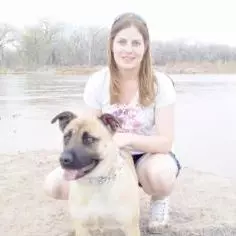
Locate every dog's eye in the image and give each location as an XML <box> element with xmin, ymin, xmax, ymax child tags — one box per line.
<box><xmin>63</xmin><ymin>130</ymin><xmax>73</xmax><ymax>145</ymax></box>
<box><xmin>82</xmin><ymin>131</ymin><xmax>97</xmax><ymax>145</ymax></box>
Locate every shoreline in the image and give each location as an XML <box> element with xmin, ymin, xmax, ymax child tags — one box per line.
<box><xmin>1</xmin><ymin>149</ymin><xmax>236</xmax><ymax>236</ymax></box>
<box><xmin>2</xmin><ymin>61</ymin><xmax>236</xmax><ymax>75</ymax></box>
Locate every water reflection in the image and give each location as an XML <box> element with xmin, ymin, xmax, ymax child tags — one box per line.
<box><xmin>0</xmin><ymin>73</ymin><xmax>236</xmax><ymax>180</ymax></box>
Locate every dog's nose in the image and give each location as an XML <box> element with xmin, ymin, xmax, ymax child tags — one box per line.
<box><xmin>60</xmin><ymin>151</ymin><xmax>74</xmax><ymax>167</ymax></box>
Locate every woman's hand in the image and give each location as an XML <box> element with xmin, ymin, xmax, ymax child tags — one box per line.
<box><xmin>112</xmin><ymin>132</ymin><xmax>133</xmax><ymax>148</ymax></box>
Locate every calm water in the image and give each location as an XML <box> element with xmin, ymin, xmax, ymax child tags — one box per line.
<box><xmin>1</xmin><ymin>72</ymin><xmax>236</xmax><ymax>180</ymax></box>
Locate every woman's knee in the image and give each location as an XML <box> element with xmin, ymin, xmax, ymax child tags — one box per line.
<box><xmin>43</xmin><ymin>167</ymin><xmax>69</xmax><ymax>200</ymax></box>
<box><xmin>136</xmin><ymin>153</ymin><xmax>179</xmax><ymax>197</ymax></box>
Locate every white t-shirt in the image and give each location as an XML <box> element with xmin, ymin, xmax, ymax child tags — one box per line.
<box><xmin>83</xmin><ymin>67</ymin><xmax>176</xmax><ymax>154</ymax></box>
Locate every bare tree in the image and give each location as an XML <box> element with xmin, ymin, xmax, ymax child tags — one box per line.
<box><xmin>1</xmin><ymin>20</ymin><xmax>236</xmax><ymax>69</ymax></box>
<box><xmin>19</xmin><ymin>19</ymin><xmax>64</xmax><ymax>69</ymax></box>
<box><xmin>0</xmin><ymin>24</ymin><xmax>17</xmax><ymax>66</ymax></box>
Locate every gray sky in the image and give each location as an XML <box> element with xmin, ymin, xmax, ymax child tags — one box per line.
<box><xmin>1</xmin><ymin>0</ymin><xmax>236</xmax><ymax>45</ymax></box>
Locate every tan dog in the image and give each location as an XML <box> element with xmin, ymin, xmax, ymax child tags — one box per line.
<box><xmin>51</xmin><ymin>111</ymin><xmax>141</xmax><ymax>236</ymax></box>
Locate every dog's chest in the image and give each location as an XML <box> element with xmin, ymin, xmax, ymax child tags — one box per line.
<box><xmin>68</xmin><ymin>182</ymin><xmax>136</xmax><ymax>227</ymax></box>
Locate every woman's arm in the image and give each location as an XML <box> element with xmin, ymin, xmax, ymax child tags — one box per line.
<box><xmin>129</xmin><ymin>103</ymin><xmax>175</xmax><ymax>153</ymax></box>
<box><xmin>82</xmin><ymin>69</ymin><xmax>104</xmax><ymax>117</ymax></box>
<box><xmin>113</xmin><ymin>103</ymin><xmax>175</xmax><ymax>154</ymax></box>
<box><xmin>127</xmin><ymin>72</ymin><xmax>176</xmax><ymax>154</ymax></box>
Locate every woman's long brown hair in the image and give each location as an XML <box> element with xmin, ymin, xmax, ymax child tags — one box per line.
<box><xmin>107</xmin><ymin>12</ymin><xmax>157</xmax><ymax>107</ymax></box>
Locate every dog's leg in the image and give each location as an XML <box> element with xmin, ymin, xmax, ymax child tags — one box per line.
<box><xmin>125</xmin><ymin>225</ymin><xmax>141</xmax><ymax>236</ymax></box>
<box><xmin>74</xmin><ymin>229</ymin><xmax>87</xmax><ymax>236</ymax></box>
<box><xmin>67</xmin><ymin>230</ymin><xmax>75</xmax><ymax>236</ymax></box>
<box><xmin>126</xmin><ymin>228</ymin><xmax>141</xmax><ymax>236</ymax></box>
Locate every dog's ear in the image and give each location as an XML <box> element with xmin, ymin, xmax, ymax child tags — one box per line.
<box><xmin>98</xmin><ymin>113</ymin><xmax>121</xmax><ymax>134</ymax></box>
<box><xmin>51</xmin><ymin>111</ymin><xmax>77</xmax><ymax>132</ymax></box>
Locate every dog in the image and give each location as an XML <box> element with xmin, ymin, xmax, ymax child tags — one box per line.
<box><xmin>51</xmin><ymin>111</ymin><xmax>141</xmax><ymax>236</ymax></box>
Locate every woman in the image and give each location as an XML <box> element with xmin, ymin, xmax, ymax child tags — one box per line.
<box><xmin>44</xmin><ymin>12</ymin><xmax>181</xmax><ymax>233</ymax></box>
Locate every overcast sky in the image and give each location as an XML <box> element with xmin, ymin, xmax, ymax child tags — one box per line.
<box><xmin>1</xmin><ymin>0</ymin><xmax>236</xmax><ymax>45</ymax></box>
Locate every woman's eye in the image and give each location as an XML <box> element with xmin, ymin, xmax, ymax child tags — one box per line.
<box><xmin>132</xmin><ymin>40</ymin><xmax>141</xmax><ymax>46</ymax></box>
<box><xmin>118</xmin><ymin>39</ymin><xmax>126</xmax><ymax>45</ymax></box>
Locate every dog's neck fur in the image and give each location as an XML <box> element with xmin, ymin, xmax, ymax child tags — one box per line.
<box><xmin>78</xmin><ymin>150</ymin><xmax>125</xmax><ymax>185</ymax></box>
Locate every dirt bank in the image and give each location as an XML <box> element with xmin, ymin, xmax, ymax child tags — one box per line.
<box><xmin>1</xmin><ymin>150</ymin><xmax>236</xmax><ymax>236</ymax></box>
<box><xmin>2</xmin><ymin>61</ymin><xmax>236</xmax><ymax>75</ymax></box>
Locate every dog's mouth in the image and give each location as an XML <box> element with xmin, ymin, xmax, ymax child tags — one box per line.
<box><xmin>62</xmin><ymin>159</ymin><xmax>99</xmax><ymax>181</ymax></box>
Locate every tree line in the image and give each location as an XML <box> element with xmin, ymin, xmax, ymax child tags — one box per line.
<box><xmin>1</xmin><ymin>19</ymin><xmax>236</xmax><ymax>70</ymax></box>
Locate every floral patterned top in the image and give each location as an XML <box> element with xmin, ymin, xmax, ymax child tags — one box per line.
<box><xmin>83</xmin><ymin>67</ymin><xmax>176</xmax><ymax>154</ymax></box>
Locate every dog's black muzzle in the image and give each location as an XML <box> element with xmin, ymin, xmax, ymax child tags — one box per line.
<box><xmin>59</xmin><ymin>146</ymin><xmax>99</xmax><ymax>170</ymax></box>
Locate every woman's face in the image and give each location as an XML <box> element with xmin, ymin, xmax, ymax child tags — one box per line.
<box><xmin>112</xmin><ymin>26</ymin><xmax>146</xmax><ymax>71</ymax></box>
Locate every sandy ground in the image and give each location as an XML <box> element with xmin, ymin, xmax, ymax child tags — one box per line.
<box><xmin>1</xmin><ymin>150</ymin><xmax>236</xmax><ymax>236</ymax></box>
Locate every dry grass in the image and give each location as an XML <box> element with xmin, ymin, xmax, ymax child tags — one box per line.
<box><xmin>54</xmin><ymin>66</ymin><xmax>103</xmax><ymax>75</ymax></box>
<box><xmin>1</xmin><ymin>150</ymin><xmax>236</xmax><ymax>236</ymax></box>
<box><xmin>53</xmin><ymin>62</ymin><xmax>236</xmax><ymax>75</ymax></box>
<box><xmin>157</xmin><ymin>61</ymin><xmax>236</xmax><ymax>74</ymax></box>
<box><xmin>2</xmin><ymin>61</ymin><xmax>236</xmax><ymax>76</ymax></box>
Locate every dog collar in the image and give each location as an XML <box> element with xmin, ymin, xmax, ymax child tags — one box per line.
<box><xmin>80</xmin><ymin>152</ymin><xmax>125</xmax><ymax>185</ymax></box>
<box><xmin>88</xmin><ymin>174</ymin><xmax>118</xmax><ymax>185</ymax></box>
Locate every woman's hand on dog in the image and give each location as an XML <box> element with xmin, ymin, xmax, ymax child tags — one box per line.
<box><xmin>112</xmin><ymin>132</ymin><xmax>133</xmax><ymax>148</ymax></box>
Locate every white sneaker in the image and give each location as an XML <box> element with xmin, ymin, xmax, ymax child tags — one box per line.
<box><xmin>147</xmin><ymin>196</ymin><xmax>170</xmax><ymax>234</ymax></box>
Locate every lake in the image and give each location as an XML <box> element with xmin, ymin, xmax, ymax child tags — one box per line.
<box><xmin>0</xmin><ymin>72</ymin><xmax>236</xmax><ymax>180</ymax></box>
